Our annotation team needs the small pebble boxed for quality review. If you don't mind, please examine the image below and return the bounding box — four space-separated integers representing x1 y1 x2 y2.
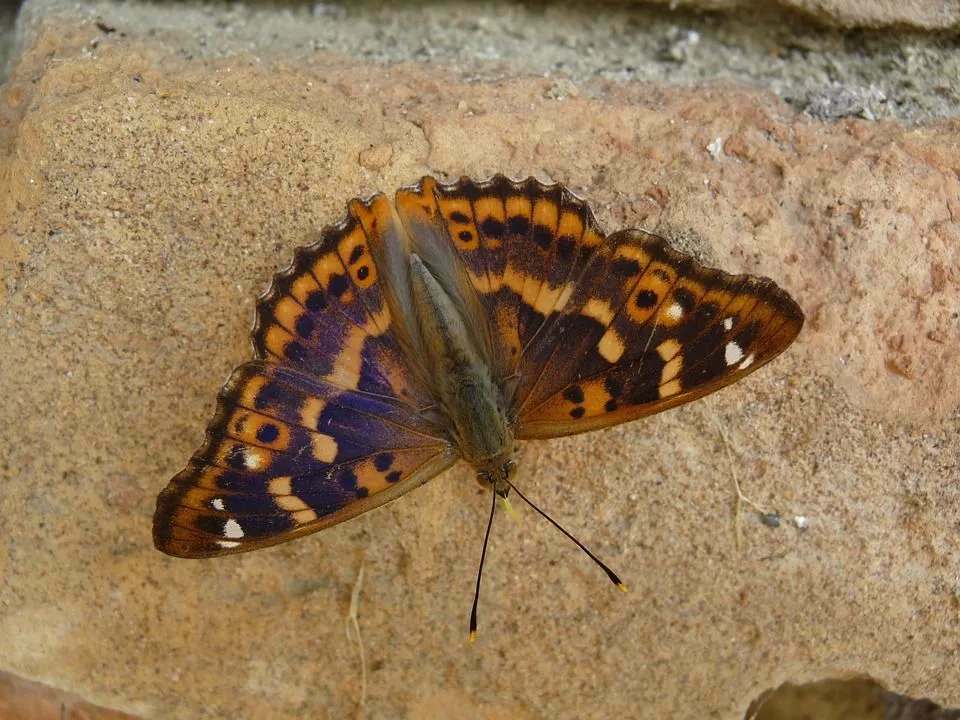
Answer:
759 512 781 528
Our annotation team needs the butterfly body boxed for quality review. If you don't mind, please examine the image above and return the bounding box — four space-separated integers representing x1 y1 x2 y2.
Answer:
407 253 515 476
154 175 803 561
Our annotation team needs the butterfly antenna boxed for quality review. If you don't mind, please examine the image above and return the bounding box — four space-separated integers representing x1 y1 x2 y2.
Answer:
504 479 627 592
469 489 499 643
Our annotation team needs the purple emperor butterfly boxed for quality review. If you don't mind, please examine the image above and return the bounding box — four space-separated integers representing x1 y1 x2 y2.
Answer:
154 175 803 636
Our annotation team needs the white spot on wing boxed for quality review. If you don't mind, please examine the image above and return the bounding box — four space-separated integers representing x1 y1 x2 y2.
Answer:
723 317 734 331
739 353 755 370
217 540 240 549
224 519 244 539
245 451 262 470
725 341 744 366
666 303 683 320
211 498 225 511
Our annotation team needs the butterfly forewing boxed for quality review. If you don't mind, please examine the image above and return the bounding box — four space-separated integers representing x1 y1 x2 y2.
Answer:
154 362 456 557
515 230 804 438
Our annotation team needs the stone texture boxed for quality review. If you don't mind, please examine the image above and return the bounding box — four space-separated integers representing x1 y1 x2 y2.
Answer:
750 677 960 720
642 0 960 30
7 0 960 123
1 5 958 720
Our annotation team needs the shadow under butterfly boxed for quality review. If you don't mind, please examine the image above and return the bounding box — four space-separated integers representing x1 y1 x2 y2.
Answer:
153 175 804 640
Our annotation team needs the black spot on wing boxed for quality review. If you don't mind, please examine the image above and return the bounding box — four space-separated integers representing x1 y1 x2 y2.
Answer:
285 341 307 362
295 315 314 338
305 290 327 311
338 467 358 492
532 225 553 250
254 377 303 413
328 273 350 298
480 217 505 238
635 289 658 309
374 452 394 472
508 215 530 236
256 423 279 443
612 258 641 277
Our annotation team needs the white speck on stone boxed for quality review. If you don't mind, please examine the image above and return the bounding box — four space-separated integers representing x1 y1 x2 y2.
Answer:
707 136 724 161
725 341 744 366
667 303 684 320
211 498 225 511
794 515 809 530
723 317 734 331
224 519 244 539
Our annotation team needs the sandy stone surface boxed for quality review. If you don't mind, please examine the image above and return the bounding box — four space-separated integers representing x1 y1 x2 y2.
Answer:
0 4 958 720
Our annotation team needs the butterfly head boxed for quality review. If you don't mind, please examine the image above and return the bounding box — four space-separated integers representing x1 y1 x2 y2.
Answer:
476 457 517 497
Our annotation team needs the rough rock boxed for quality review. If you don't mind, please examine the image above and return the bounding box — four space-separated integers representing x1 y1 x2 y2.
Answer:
0 5 958 720
6 0 960 124
642 0 960 30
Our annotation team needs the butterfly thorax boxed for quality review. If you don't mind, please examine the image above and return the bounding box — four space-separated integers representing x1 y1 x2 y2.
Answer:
408 254 515 473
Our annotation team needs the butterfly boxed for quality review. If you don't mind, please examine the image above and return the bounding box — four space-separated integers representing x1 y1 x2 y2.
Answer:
154 175 803 637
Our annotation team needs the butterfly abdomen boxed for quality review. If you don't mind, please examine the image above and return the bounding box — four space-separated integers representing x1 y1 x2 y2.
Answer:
408 253 513 468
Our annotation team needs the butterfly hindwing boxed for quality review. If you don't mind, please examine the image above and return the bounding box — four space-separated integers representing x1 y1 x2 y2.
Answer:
514 230 804 438
154 361 457 557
